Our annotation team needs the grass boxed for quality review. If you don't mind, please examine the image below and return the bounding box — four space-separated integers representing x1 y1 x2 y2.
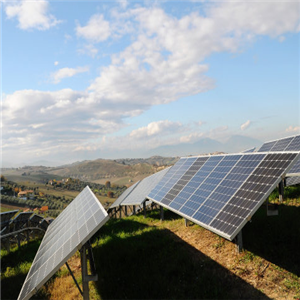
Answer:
2 192 300 299
1 240 41 300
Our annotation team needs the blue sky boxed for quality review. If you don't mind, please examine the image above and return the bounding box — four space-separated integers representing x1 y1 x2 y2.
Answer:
1 0 300 167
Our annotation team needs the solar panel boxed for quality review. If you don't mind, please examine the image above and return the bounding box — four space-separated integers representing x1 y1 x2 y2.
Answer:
11 212 33 230
147 152 299 241
257 134 300 178
109 181 140 209
0 210 19 231
257 134 300 152
29 214 44 227
242 147 256 153
18 186 109 300
121 167 171 206
287 155 300 175
286 176 300 186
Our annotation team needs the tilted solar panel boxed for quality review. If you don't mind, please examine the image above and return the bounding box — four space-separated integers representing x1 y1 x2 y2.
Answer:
18 186 109 300
147 152 299 241
257 134 300 177
286 176 300 186
242 147 256 153
11 212 33 230
109 181 140 209
0 210 19 230
121 167 171 206
257 134 300 152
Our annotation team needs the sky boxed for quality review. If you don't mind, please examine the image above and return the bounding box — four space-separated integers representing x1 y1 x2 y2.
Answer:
1 0 300 167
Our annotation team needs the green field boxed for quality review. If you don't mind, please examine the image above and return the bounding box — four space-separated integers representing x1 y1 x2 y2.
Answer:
1 202 300 299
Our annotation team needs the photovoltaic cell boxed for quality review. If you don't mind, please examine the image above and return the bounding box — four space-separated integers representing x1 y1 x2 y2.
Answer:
109 181 140 209
147 152 299 240
121 167 171 206
18 186 109 300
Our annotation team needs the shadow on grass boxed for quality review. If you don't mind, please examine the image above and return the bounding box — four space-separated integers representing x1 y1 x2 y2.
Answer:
1 240 40 300
143 207 182 221
243 205 300 276
94 218 269 299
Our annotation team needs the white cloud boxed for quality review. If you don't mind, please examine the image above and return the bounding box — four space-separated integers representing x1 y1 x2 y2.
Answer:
51 66 89 84
54 61 59 66
76 14 111 43
286 126 300 133
2 2 300 165
180 132 204 143
241 120 251 131
77 44 98 58
5 0 61 30
130 120 182 139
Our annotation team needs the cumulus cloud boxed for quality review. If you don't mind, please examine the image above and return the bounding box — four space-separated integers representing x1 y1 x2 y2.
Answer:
51 66 89 84
286 126 300 133
2 2 300 164
76 14 111 43
241 120 251 131
54 61 59 66
130 120 182 139
5 0 61 30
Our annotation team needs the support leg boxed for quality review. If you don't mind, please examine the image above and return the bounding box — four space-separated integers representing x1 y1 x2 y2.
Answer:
235 231 243 253
133 206 136 215
143 202 146 218
160 206 164 221
279 180 284 203
80 245 89 300
124 206 128 217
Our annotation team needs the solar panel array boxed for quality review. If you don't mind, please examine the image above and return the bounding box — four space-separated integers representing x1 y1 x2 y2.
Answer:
121 167 171 206
18 186 109 300
148 152 299 240
12 212 33 230
29 214 44 227
109 180 140 209
257 134 300 153
257 134 300 186
286 176 300 186
0 210 19 231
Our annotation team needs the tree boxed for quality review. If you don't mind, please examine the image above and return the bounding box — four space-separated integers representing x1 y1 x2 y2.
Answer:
107 191 114 198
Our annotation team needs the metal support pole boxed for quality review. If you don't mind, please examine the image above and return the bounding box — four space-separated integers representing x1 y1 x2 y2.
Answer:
79 241 98 300
17 233 21 248
80 244 89 300
160 206 164 221
124 206 128 217
66 262 83 296
279 180 284 203
184 218 188 227
143 202 146 218
235 230 243 253
119 206 122 219
133 206 136 215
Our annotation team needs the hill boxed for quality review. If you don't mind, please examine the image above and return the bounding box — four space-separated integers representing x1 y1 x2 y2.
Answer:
1 156 179 184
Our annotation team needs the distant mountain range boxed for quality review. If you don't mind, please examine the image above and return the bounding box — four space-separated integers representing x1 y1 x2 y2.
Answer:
146 135 262 157
2 135 262 183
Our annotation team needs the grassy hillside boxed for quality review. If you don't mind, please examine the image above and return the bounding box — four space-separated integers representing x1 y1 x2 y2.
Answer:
2 156 176 183
2 199 300 299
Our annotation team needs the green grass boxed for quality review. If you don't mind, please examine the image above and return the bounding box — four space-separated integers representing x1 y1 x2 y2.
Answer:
2 200 300 299
0 206 14 212
90 215 267 299
1 240 41 300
